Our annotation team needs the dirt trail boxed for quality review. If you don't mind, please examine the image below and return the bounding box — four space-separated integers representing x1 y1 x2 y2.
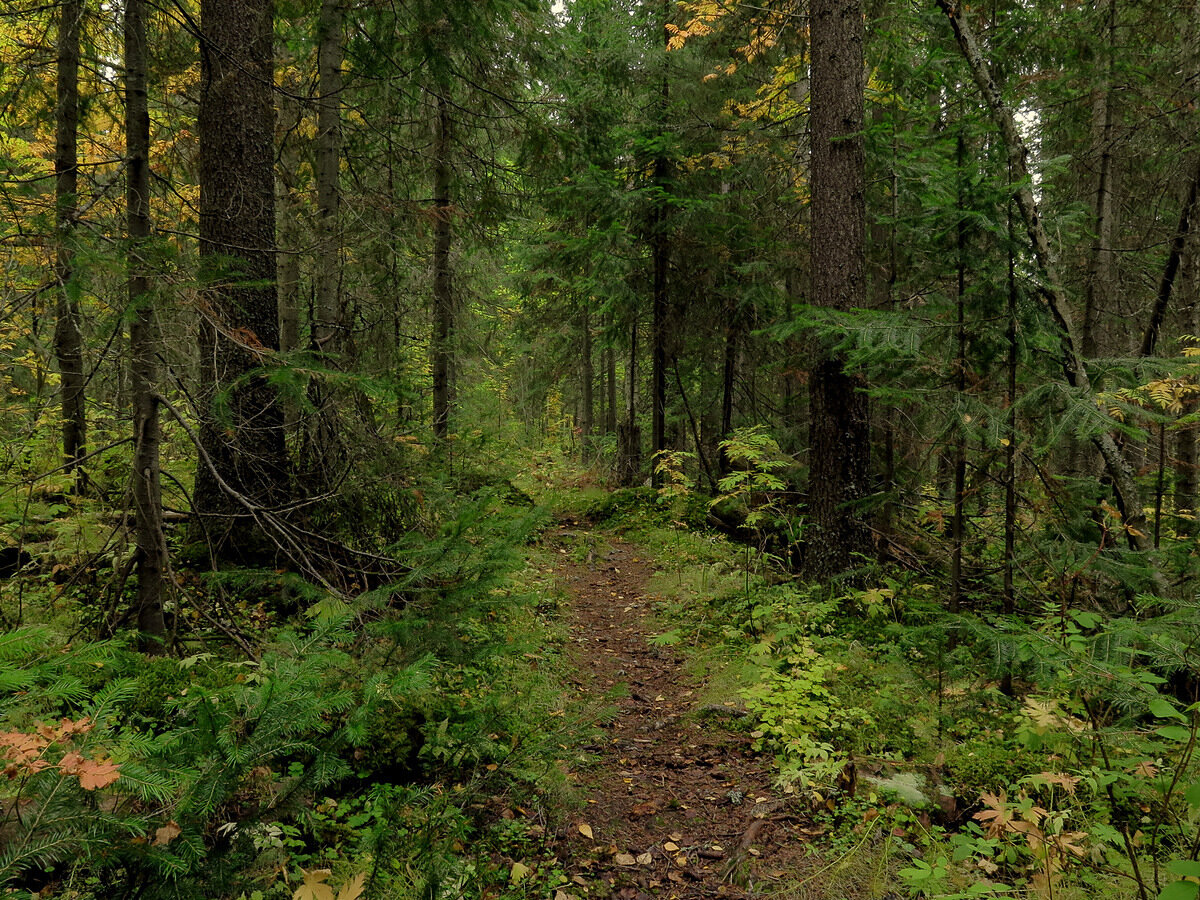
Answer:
551 529 816 899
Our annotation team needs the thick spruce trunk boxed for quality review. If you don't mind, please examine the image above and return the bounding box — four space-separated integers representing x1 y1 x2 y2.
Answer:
431 94 454 440
126 0 165 650
55 0 87 493
196 0 288 542
805 0 873 578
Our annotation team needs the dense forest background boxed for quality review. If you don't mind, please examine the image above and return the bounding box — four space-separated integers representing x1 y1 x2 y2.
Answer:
1 0 1200 897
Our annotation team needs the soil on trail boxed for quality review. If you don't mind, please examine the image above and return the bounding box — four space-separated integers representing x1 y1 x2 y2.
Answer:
551 528 818 899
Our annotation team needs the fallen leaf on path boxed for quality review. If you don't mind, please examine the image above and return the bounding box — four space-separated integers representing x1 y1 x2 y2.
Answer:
663 842 679 852
578 823 593 839
614 853 637 866
554 892 576 900
510 862 531 883
636 852 653 865
668 832 682 841
674 854 689 867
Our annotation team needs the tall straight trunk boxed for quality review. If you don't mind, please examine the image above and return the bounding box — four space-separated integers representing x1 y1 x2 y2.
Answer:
719 307 737 473
276 83 302 433
1081 0 1116 361
1177 249 1199 533
126 0 165 651
950 133 968 614
604 309 617 434
196 0 287 531
580 299 594 454
650 11 670 482
431 93 453 440
618 311 641 485
55 0 86 493
314 0 343 357
305 0 345 475
1004 198 1017 619
805 0 872 578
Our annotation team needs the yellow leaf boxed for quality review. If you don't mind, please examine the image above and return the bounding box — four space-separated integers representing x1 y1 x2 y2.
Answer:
337 872 366 900
510 862 531 884
293 869 335 900
578 822 593 839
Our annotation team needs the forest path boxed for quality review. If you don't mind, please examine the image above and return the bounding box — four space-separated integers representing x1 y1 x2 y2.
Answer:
549 524 817 900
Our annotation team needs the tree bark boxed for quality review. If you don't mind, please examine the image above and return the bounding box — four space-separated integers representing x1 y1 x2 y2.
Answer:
650 14 670 484
1177 249 1199 533
604 309 617 434
314 0 343 358
55 0 87 494
304 0 346 478
938 0 1156 561
196 0 287 540
276 77 302 433
126 0 165 652
805 0 873 578
950 131 968 613
1081 0 1116 361
431 93 453 440
580 299 593 455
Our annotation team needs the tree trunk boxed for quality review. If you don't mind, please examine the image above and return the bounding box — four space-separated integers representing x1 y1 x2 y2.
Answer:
305 0 346 478
580 299 593 456
1177 249 1198 533
126 0 165 652
950 132 968 614
276 78 303 433
196 0 287 541
55 0 87 494
618 312 641 485
314 0 343 358
805 0 873 579
431 93 454 440
1081 0 1116 361
650 18 670 484
604 309 617 434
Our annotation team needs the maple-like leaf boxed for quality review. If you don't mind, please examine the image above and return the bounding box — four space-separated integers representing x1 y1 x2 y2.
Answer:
336 871 366 900
973 792 1014 837
293 869 335 900
154 821 182 846
77 760 120 791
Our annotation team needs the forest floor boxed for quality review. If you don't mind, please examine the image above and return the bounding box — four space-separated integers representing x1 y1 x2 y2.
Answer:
546 521 825 900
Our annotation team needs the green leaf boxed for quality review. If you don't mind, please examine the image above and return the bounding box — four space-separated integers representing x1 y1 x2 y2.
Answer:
1168 860 1200 878
1185 781 1200 810
1150 697 1188 721
1156 725 1192 742
1158 881 1200 900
